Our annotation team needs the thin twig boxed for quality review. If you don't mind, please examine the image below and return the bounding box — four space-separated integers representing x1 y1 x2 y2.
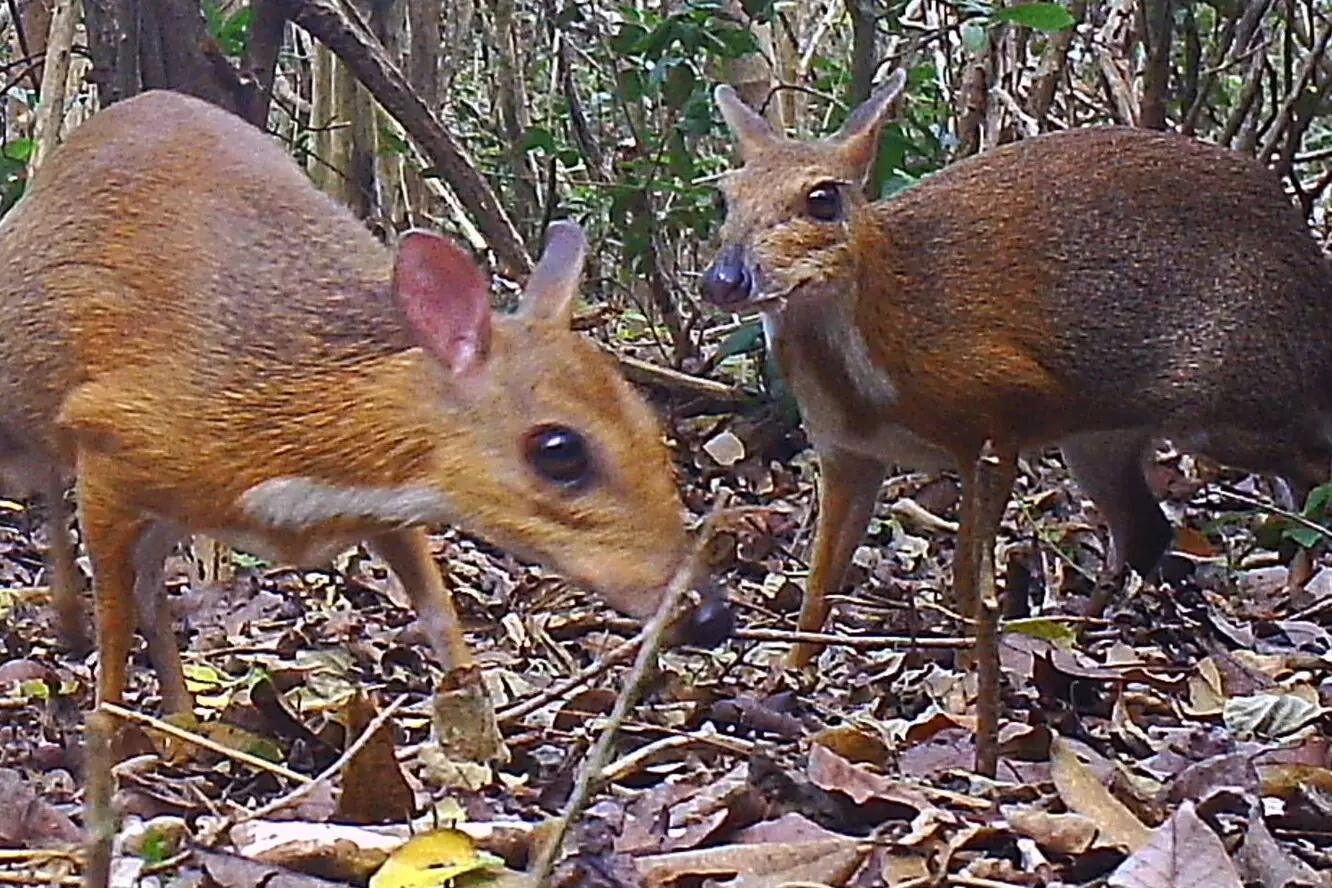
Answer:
735 627 974 649
234 694 409 824
83 710 115 888
497 635 641 724
99 702 311 785
528 498 730 886
1213 487 1331 541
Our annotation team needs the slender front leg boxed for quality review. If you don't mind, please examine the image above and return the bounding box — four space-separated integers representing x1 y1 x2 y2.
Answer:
372 527 506 763
788 448 889 668
45 472 89 654
369 527 471 670
75 461 149 708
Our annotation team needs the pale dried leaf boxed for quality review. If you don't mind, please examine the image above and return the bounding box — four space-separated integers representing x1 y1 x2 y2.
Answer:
1107 801 1242 888
1050 735 1152 852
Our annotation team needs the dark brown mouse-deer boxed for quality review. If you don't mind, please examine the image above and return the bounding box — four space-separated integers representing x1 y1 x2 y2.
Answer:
0 89 731 713
702 71 1332 665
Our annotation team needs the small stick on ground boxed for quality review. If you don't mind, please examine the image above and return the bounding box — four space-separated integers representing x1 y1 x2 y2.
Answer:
736 627 975 649
100 702 311 785
233 694 409 824
83 709 116 888
497 634 642 724
528 499 729 886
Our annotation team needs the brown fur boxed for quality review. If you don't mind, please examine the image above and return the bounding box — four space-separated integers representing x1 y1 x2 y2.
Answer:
706 76 1332 664
0 90 704 709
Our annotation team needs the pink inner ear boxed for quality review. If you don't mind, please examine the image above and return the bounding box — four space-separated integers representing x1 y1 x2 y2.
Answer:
392 231 491 375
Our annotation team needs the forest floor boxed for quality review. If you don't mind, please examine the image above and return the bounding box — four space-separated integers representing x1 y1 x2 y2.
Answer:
0 402 1329 888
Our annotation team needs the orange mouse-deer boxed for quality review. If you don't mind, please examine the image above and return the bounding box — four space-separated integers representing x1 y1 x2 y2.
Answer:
702 71 1332 666
0 90 731 714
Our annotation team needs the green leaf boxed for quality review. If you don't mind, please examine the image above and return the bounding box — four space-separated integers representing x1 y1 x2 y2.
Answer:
1303 483 1332 518
710 26 760 59
377 125 409 157
616 67 646 103
715 319 765 360
608 22 648 55
740 0 775 22
1005 617 1078 648
662 62 696 109
1286 525 1326 549
991 2 1076 31
521 126 557 154
666 128 695 180
3 138 33 162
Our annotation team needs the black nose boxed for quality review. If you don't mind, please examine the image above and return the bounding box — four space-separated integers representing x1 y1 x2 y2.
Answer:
701 245 752 307
680 583 735 648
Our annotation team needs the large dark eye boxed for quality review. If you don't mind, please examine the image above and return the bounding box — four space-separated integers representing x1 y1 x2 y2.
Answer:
524 424 592 488
805 182 842 221
713 190 728 223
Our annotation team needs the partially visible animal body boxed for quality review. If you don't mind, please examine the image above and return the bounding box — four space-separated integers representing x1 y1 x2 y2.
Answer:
0 89 731 713
702 71 1332 665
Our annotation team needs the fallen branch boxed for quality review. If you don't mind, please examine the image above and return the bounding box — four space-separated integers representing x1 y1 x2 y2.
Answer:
616 353 758 412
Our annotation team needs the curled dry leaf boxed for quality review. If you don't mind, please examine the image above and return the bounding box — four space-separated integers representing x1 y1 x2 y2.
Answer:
806 744 931 814
335 693 415 825
1235 800 1327 888
1001 804 1098 856
1107 801 1243 888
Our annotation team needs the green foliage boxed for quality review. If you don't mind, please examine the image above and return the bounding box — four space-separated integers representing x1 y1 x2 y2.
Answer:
554 0 763 286
136 829 177 865
202 0 252 58
1254 483 1332 550
990 2 1077 31
0 138 32 216
960 1 1076 54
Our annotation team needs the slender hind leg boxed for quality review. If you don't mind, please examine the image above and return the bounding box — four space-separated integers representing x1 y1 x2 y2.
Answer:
45 473 90 654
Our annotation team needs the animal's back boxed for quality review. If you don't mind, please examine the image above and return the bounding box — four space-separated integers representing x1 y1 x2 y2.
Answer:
0 90 412 463
865 126 1332 446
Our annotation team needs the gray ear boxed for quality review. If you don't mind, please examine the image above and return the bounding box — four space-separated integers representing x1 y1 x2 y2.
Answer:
715 84 778 161
834 69 908 180
520 219 587 324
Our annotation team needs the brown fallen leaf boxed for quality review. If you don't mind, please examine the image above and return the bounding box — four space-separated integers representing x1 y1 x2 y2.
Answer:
1235 800 1327 888
198 849 356 888
0 768 84 847
637 838 869 888
811 725 891 767
1172 525 1220 558
335 692 415 824
1107 800 1242 888
1050 735 1153 852
1001 804 1098 855
807 744 931 815
432 663 508 768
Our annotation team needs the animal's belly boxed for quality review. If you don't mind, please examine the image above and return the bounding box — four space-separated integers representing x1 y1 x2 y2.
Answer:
201 526 365 568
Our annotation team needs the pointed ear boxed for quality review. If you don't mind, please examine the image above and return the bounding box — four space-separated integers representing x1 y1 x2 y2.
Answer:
715 84 778 161
393 230 492 376
519 219 586 325
834 69 907 181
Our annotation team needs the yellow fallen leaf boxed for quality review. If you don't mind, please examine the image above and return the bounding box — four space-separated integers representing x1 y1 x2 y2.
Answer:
1050 735 1152 853
369 829 504 888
